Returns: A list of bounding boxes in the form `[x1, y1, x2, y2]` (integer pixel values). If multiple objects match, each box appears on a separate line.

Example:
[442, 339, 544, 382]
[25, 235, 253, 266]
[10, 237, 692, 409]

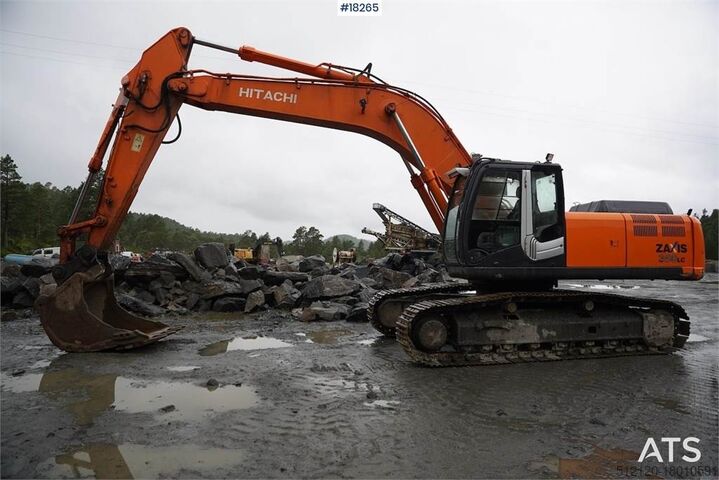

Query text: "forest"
[0, 154, 385, 260]
[1, 154, 717, 261]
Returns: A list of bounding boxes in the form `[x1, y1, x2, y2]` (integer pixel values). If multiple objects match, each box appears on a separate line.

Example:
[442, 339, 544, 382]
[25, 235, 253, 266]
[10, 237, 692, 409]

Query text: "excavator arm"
[38, 27, 472, 352]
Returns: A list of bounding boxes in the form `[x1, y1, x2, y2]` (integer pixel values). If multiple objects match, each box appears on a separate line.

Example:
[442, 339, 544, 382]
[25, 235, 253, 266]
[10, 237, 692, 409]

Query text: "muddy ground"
[1, 275, 717, 479]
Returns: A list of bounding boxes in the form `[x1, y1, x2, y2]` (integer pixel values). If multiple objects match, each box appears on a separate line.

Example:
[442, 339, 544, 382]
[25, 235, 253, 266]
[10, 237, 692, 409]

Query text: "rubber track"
[368, 283, 469, 337]
[395, 290, 689, 367]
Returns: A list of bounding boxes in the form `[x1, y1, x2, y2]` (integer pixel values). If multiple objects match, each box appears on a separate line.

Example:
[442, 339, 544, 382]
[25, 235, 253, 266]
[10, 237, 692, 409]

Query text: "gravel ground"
[1, 274, 717, 479]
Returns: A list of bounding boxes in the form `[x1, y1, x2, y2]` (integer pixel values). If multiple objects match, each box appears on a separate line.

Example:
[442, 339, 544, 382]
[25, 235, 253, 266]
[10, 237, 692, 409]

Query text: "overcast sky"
[1, 0, 717, 242]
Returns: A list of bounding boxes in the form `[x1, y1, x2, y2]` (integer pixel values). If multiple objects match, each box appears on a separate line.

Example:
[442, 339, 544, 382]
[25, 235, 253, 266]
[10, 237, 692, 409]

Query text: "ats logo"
[655, 242, 687, 263]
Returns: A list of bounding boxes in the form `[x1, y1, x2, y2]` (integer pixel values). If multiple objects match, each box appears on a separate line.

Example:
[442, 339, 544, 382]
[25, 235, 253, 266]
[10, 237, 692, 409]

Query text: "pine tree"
[1, 155, 24, 251]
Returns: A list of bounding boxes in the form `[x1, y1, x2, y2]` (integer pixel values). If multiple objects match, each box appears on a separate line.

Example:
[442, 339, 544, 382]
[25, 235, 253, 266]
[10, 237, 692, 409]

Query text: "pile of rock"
[1, 243, 456, 324]
[0, 258, 58, 309]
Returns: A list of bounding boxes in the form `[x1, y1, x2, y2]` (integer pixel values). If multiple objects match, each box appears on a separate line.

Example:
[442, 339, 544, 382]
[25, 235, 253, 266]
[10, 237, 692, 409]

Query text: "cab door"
[520, 167, 565, 261]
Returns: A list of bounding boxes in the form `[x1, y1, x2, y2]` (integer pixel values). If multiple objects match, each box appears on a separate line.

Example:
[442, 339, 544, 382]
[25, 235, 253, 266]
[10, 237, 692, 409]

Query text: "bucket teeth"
[36, 264, 182, 353]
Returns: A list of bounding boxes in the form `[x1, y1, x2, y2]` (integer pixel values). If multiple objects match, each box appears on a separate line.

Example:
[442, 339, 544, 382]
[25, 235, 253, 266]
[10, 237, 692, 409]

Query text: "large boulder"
[201, 280, 245, 300]
[298, 255, 326, 272]
[237, 265, 263, 280]
[124, 255, 187, 284]
[263, 270, 309, 286]
[271, 280, 301, 309]
[168, 252, 209, 282]
[238, 279, 263, 295]
[194, 243, 229, 269]
[368, 265, 411, 289]
[109, 255, 132, 273]
[244, 290, 266, 313]
[301, 275, 361, 300]
[20, 257, 57, 278]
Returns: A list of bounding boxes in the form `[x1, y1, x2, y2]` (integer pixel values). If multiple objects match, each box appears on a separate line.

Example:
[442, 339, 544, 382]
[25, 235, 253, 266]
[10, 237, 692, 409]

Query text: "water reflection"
[199, 336, 293, 356]
[44, 443, 244, 479]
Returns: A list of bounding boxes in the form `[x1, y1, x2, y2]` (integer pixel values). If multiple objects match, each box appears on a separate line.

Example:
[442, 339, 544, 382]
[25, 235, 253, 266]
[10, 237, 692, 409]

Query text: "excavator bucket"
[36, 264, 182, 353]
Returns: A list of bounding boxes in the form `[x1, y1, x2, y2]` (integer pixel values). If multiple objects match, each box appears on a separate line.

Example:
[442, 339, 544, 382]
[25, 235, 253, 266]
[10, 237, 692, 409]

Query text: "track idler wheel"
[414, 316, 448, 352]
[36, 263, 182, 352]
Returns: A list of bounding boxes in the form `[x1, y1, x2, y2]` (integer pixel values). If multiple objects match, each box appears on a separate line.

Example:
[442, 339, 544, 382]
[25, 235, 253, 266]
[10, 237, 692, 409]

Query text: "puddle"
[528, 447, 639, 479]
[687, 333, 711, 343]
[0, 372, 43, 393]
[114, 378, 259, 418]
[39, 443, 244, 479]
[307, 328, 353, 345]
[166, 366, 201, 372]
[357, 338, 380, 346]
[364, 400, 400, 409]
[199, 336, 293, 356]
[3, 368, 258, 425]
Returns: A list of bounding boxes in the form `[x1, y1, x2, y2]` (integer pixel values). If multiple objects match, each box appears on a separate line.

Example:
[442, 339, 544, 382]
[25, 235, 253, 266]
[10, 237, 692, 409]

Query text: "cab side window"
[531, 171, 561, 241]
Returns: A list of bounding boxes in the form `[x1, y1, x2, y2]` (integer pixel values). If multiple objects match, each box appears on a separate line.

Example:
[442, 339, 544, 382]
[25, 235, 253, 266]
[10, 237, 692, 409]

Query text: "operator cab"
[443, 156, 566, 281]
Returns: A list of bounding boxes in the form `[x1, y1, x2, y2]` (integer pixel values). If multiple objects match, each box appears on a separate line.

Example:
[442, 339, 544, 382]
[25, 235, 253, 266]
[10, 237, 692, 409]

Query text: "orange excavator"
[37, 28, 704, 366]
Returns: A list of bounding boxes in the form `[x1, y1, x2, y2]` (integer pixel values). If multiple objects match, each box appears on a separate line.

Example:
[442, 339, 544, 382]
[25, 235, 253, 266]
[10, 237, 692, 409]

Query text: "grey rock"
[166, 303, 189, 315]
[152, 288, 169, 306]
[124, 257, 186, 284]
[1, 276, 24, 297]
[299, 255, 326, 272]
[1, 264, 22, 277]
[20, 257, 57, 278]
[299, 301, 350, 322]
[308, 266, 330, 278]
[332, 296, 359, 306]
[263, 270, 309, 286]
[244, 290, 266, 313]
[225, 263, 238, 276]
[347, 303, 369, 322]
[352, 265, 370, 279]
[206, 378, 219, 388]
[116, 293, 166, 316]
[272, 280, 301, 309]
[368, 265, 411, 289]
[301, 275, 361, 300]
[12, 291, 35, 308]
[38, 273, 56, 285]
[194, 243, 229, 269]
[129, 288, 156, 304]
[185, 293, 200, 310]
[358, 277, 379, 289]
[201, 280, 245, 300]
[238, 279, 263, 295]
[21, 277, 41, 298]
[168, 252, 209, 282]
[159, 405, 176, 413]
[109, 255, 132, 272]
[356, 287, 378, 304]
[212, 297, 245, 312]
[237, 265, 262, 280]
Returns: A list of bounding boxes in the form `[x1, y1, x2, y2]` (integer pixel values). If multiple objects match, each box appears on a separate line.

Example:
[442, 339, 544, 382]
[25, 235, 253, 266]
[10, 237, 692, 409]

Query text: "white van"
[32, 247, 60, 258]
